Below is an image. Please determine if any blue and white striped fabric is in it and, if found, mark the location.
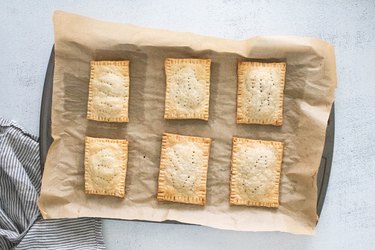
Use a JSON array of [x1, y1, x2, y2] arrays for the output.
[[0, 118, 105, 249]]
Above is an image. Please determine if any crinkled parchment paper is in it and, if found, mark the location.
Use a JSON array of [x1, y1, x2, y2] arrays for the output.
[[38, 11, 336, 235]]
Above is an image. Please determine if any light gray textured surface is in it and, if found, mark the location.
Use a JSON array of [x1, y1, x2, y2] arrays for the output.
[[1, 0, 374, 249]]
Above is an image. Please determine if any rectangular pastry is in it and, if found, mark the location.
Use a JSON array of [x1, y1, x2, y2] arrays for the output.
[[157, 133, 211, 205], [164, 58, 211, 120], [237, 62, 286, 126], [87, 61, 130, 122], [84, 136, 128, 198], [230, 137, 284, 207]]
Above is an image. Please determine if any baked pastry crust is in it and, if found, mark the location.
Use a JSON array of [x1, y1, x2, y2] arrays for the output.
[[164, 58, 211, 120], [157, 133, 211, 205], [230, 137, 283, 207], [84, 136, 128, 198], [237, 62, 286, 126], [87, 61, 130, 122]]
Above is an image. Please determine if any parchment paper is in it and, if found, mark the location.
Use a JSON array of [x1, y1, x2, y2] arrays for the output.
[[38, 11, 337, 235]]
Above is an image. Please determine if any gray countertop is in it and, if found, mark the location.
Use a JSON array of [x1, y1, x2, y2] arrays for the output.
[[1, 1, 375, 249]]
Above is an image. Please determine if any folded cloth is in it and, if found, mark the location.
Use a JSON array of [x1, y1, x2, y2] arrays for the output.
[[0, 118, 105, 249]]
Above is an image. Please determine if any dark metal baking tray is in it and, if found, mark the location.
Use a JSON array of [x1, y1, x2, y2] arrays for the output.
[[39, 47, 334, 219]]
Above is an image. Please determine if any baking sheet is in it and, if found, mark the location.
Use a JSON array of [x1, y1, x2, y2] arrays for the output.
[[38, 11, 337, 234]]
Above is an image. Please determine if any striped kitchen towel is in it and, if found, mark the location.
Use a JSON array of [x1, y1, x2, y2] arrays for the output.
[[0, 118, 105, 249]]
